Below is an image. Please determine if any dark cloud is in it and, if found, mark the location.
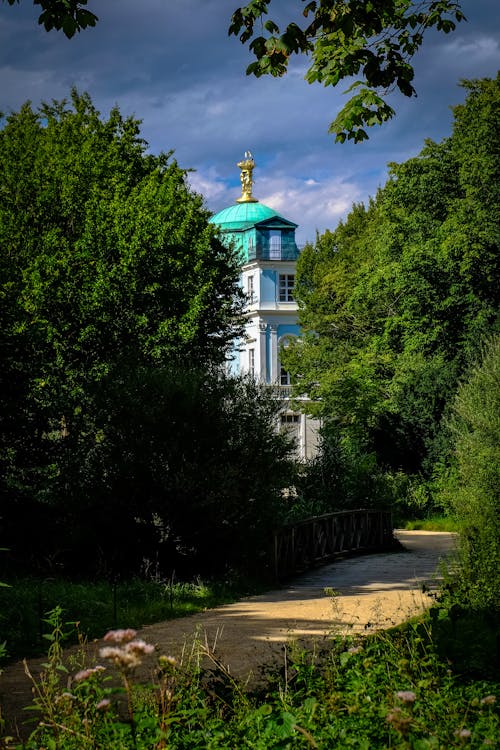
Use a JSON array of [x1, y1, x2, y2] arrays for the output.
[[0, 0, 498, 242]]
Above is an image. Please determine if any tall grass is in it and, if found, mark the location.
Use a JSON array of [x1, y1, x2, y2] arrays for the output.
[[0, 576, 260, 663], [403, 515, 460, 532]]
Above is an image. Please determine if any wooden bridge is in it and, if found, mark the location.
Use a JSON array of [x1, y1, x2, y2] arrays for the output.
[[272, 509, 395, 580]]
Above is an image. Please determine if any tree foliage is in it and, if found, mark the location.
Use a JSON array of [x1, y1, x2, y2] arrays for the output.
[[284, 75, 500, 513], [4, 1, 467, 141], [39, 367, 293, 577], [2, 0, 97, 37], [229, 0, 466, 141], [0, 91, 293, 576], [440, 336, 500, 611]]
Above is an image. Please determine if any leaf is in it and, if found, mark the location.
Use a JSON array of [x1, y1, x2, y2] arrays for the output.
[[62, 16, 77, 38], [264, 19, 279, 33], [230, 0, 466, 139]]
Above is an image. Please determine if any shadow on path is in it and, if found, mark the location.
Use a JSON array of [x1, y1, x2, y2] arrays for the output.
[[0, 530, 457, 736]]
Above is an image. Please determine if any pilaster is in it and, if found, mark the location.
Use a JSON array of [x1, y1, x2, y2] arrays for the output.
[[270, 323, 278, 383], [259, 322, 267, 381]]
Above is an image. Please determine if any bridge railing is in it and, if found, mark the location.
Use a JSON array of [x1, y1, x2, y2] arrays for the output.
[[272, 509, 394, 581]]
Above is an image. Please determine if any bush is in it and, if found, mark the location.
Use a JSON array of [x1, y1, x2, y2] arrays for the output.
[[3, 370, 294, 579], [440, 335, 500, 611], [291, 421, 427, 521]]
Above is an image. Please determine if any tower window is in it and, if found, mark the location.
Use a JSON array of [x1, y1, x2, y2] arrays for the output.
[[248, 348, 255, 375], [279, 274, 295, 302], [281, 413, 300, 424], [247, 274, 255, 302], [280, 366, 291, 386], [269, 231, 281, 259]]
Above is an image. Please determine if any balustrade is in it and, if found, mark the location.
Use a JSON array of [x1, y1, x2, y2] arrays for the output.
[[272, 509, 394, 580]]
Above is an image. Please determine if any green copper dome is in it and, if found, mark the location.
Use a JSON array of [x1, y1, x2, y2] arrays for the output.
[[210, 202, 287, 230], [210, 154, 299, 262], [210, 189, 299, 263]]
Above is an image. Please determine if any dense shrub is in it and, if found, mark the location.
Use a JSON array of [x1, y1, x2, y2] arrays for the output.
[[0, 92, 294, 579], [440, 335, 500, 611], [2, 369, 293, 578]]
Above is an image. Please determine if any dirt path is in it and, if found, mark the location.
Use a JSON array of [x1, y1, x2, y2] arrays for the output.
[[0, 531, 456, 735]]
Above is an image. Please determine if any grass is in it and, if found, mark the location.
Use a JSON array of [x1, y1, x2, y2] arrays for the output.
[[5, 605, 498, 749], [403, 515, 461, 532], [0, 575, 263, 663]]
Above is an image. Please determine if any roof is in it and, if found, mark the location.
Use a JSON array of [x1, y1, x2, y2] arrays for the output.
[[210, 202, 297, 231]]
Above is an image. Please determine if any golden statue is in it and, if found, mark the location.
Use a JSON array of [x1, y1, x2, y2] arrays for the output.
[[236, 150, 258, 203]]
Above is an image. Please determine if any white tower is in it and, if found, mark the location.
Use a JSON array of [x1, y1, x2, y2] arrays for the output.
[[209, 153, 319, 459]]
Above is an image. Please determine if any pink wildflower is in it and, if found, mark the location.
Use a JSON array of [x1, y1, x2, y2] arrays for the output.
[[96, 698, 111, 712], [99, 646, 141, 669], [386, 707, 412, 734], [347, 646, 362, 655], [386, 707, 402, 723], [125, 639, 155, 656], [99, 633, 155, 671], [480, 695, 496, 706], [73, 666, 105, 683], [395, 690, 416, 704], [454, 728, 471, 740], [103, 628, 137, 644], [55, 692, 75, 704]]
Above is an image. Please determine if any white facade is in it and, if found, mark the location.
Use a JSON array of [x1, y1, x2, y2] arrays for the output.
[[210, 157, 320, 460], [240, 259, 298, 383]]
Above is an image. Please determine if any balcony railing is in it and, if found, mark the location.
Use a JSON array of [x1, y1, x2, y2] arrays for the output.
[[247, 242, 300, 262]]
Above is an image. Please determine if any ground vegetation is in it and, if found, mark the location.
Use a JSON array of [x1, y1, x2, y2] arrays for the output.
[[439, 334, 500, 612], [4, 609, 498, 749]]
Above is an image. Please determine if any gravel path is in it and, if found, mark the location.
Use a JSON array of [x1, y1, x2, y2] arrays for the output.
[[0, 530, 457, 736], [135, 530, 457, 679]]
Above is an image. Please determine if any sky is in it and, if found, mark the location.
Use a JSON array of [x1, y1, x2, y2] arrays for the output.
[[1, 0, 499, 245]]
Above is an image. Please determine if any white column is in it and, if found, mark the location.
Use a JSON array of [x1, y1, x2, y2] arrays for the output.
[[270, 323, 278, 383], [300, 413, 307, 460], [259, 322, 267, 381]]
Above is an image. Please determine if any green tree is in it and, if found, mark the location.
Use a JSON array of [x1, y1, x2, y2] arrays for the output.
[[2, 0, 97, 37], [2, 91, 289, 574], [3, 0, 99, 39], [440, 336, 500, 611], [284, 76, 500, 513], [3, 2, 466, 141], [229, 0, 465, 141], [60, 369, 293, 576]]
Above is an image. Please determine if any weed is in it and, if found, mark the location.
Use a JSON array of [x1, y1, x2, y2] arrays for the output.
[[4, 606, 497, 749]]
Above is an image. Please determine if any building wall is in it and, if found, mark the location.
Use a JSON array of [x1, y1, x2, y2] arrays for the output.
[[214, 208, 320, 460]]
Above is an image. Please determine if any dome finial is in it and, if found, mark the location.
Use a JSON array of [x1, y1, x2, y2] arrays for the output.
[[236, 151, 258, 203]]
